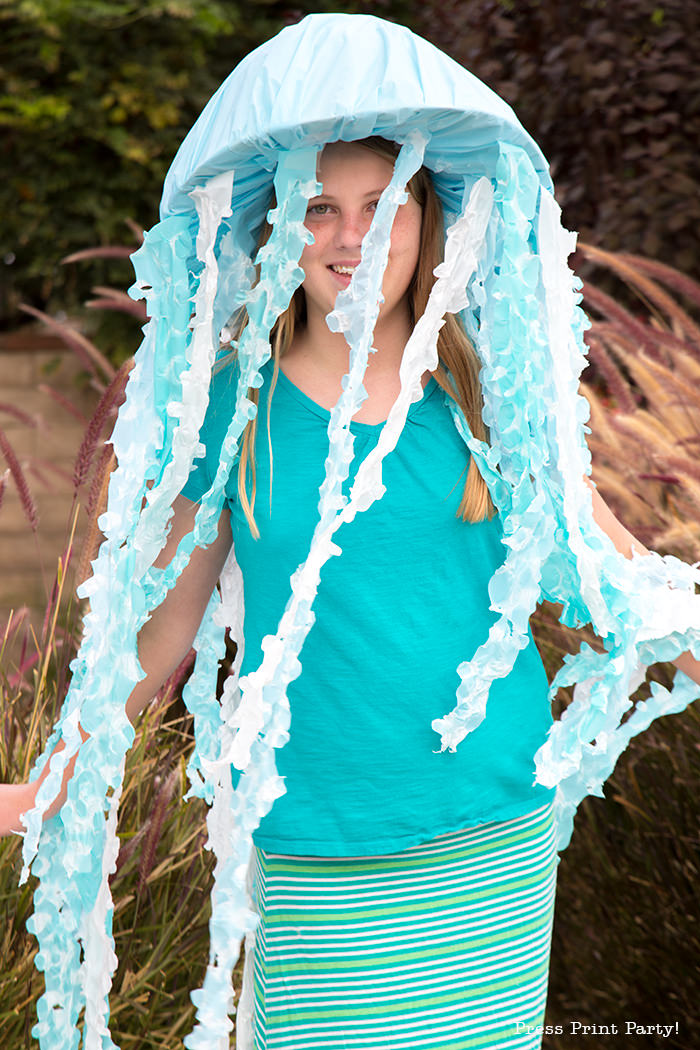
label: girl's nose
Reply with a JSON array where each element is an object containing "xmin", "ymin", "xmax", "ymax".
[{"xmin": 333, "ymin": 211, "xmax": 370, "ymax": 250}]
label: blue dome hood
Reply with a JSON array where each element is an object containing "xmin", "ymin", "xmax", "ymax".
[{"xmin": 161, "ymin": 12, "xmax": 552, "ymax": 227}]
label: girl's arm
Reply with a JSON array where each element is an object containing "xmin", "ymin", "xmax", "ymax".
[
  {"xmin": 0, "ymin": 495, "xmax": 232, "ymax": 836},
  {"xmin": 586, "ymin": 478, "xmax": 700, "ymax": 686}
]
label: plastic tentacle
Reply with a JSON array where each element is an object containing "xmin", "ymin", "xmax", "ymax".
[
  {"xmin": 537, "ymin": 189, "xmax": 612, "ymax": 633},
  {"xmin": 81, "ymin": 759, "xmax": 125, "ymax": 1050},
  {"xmin": 183, "ymin": 135, "xmax": 429, "ymax": 1048},
  {"xmin": 435, "ymin": 145, "xmax": 558, "ymax": 751},
  {"xmin": 133, "ymin": 173, "xmax": 236, "ymax": 583},
  {"xmin": 183, "ymin": 148, "xmax": 320, "ymax": 1050},
  {"xmin": 340, "ymin": 175, "xmax": 494, "ymax": 522},
  {"xmin": 531, "ymin": 184, "xmax": 700, "ymax": 847},
  {"xmin": 223, "ymin": 133, "xmax": 428, "ymax": 776},
  {"xmin": 540, "ymin": 563, "xmax": 700, "ymax": 848},
  {"xmin": 21, "ymin": 174, "xmax": 235, "ymax": 1049},
  {"xmin": 22, "ymin": 222, "xmax": 189, "ymax": 1049}
]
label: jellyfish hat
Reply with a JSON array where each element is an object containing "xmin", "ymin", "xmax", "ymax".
[{"xmin": 19, "ymin": 12, "xmax": 700, "ymax": 1050}]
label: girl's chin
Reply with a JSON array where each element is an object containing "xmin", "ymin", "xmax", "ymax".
[{"xmin": 328, "ymin": 268, "xmax": 353, "ymax": 290}]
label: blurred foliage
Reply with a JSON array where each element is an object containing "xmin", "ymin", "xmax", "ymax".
[
  {"xmin": 414, "ymin": 0, "xmax": 700, "ymax": 280},
  {"xmin": 0, "ymin": 0, "xmax": 413, "ymax": 326},
  {"xmin": 1, "ymin": 0, "xmax": 238, "ymax": 322},
  {"xmin": 3, "ymin": 0, "xmax": 699, "ymax": 329}
]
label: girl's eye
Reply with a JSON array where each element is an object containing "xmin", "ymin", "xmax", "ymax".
[{"xmin": 307, "ymin": 203, "xmax": 331, "ymax": 216}]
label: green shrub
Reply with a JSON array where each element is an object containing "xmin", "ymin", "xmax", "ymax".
[{"xmin": 0, "ymin": 0, "xmax": 417, "ymax": 326}]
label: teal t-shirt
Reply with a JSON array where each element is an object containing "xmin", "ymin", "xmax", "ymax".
[{"xmin": 182, "ymin": 359, "xmax": 555, "ymax": 855}]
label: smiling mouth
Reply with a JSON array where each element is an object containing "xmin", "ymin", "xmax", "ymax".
[{"xmin": 329, "ymin": 264, "xmax": 359, "ymax": 275}]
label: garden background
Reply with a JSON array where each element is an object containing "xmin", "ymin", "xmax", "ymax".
[{"xmin": 1, "ymin": 1, "xmax": 699, "ymax": 1047}]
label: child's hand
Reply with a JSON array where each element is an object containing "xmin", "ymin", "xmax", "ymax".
[{"xmin": 0, "ymin": 782, "xmax": 37, "ymax": 838}]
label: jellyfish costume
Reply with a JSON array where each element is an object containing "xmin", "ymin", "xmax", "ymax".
[{"xmin": 18, "ymin": 12, "xmax": 700, "ymax": 1050}]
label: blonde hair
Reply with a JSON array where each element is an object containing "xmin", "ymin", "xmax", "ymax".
[{"xmin": 232, "ymin": 138, "xmax": 492, "ymax": 538}]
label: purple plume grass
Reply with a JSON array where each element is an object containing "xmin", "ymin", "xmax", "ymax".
[
  {"xmin": 75, "ymin": 443, "xmax": 114, "ymax": 587},
  {"xmin": 73, "ymin": 358, "xmax": 131, "ymax": 491},
  {"xmin": 585, "ymin": 334, "xmax": 637, "ymax": 412},
  {"xmin": 663, "ymin": 456, "xmax": 700, "ymax": 485},
  {"xmin": 583, "ymin": 282, "xmax": 664, "ymax": 361},
  {"xmin": 618, "ymin": 253, "xmax": 700, "ymax": 314},
  {"xmin": 592, "ymin": 316, "xmax": 693, "ymax": 368},
  {"xmin": 19, "ymin": 303, "xmax": 116, "ymax": 383},
  {"xmin": 37, "ymin": 383, "xmax": 89, "ymax": 425},
  {"xmin": 580, "ymin": 243, "xmax": 700, "ymax": 351},
  {"xmin": 86, "ymin": 287, "xmax": 147, "ymax": 321},
  {"xmin": 123, "ymin": 218, "xmax": 145, "ymax": 244},
  {"xmin": 2, "ymin": 608, "xmax": 29, "ymax": 639},
  {"xmin": 645, "ymin": 325, "xmax": 700, "ymax": 362},
  {"xmin": 631, "ymin": 355, "xmax": 700, "ymax": 418},
  {"xmin": 86, "ymin": 442, "xmax": 115, "ymax": 518},
  {"xmin": 113, "ymin": 826, "xmax": 148, "ymax": 879},
  {"xmin": 61, "ymin": 221, "xmax": 143, "ymax": 267},
  {"xmin": 582, "ymin": 239, "xmax": 700, "ymax": 566},
  {"xmin": 14, "ymin": 610, "xmax": 30, "ymax": 688},
  {"xmin": 0, "ymin": 426, "xmax": 38, "ymax": 531},
  {"xmin": 61, "ymin": 246, "xmax": 135, "ymax": 264},
  {"xmin": 138, "ymin": 769, "xmax": 180, "ymax": 895},
  {"xmin": 0, "ymin": 402, "xmax": 39, "ymax": 428}
]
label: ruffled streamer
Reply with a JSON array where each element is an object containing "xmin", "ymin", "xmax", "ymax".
[
  {"xmin": 20, "ymin": 168, "xmax": 239, "ymax": 1048},
  {"xmin": 441, "ymin": 145, "xmax": 700, "ymax": 849},
  {"xmin": 182, "ymin": 149, "xmax": 321, "ymax": 1050},
  {"xmin": 18, "ymin": 129, "xmax": 700, "ymax": 1050},
  {"xmin": 184, "ymin": 135, "xmax": 432, "ymax": 1048},
  {"xmin": 19, "ymin": 150, "xmax": 315, "ymax": 1048},
  {"xmin": 435, "ymin": 144, "xmax": 559, "ymax": 753}
]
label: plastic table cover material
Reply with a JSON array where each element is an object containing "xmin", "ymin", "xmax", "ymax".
[{"xmin": 17, "ymin": 12, "xmax": 700, "ymax": 1050}]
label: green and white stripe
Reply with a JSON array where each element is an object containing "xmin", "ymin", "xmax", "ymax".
[{"xmin": 251, "ymin": 803, "xmax": 556, "ymax": 1049}]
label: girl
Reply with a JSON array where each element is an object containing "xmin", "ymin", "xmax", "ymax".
[{"xmin": 2, "ymin": 13, "xmax": 699, "ymax": 1050}]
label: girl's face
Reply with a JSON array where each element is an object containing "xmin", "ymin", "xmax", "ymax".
[{"xmin": 300, "ymin": 141, "xmax": 422, "ymax": 329}]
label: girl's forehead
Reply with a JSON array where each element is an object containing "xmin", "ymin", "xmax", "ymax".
[{"xmin": 316, "ymin": 141, "xmax": 395, "ymax": 183}]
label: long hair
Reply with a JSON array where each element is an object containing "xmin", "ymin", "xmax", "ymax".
[{"xmin": 233, "ymin": 138, "xmax": 492, "ymax": 538}]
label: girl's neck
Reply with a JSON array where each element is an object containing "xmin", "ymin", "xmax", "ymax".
[
  {"xmin": 279, "ymin": 304, "xmax": 427, "ymax": 425},
  {"xmin": 296, "ymin": 299, "xmax": 411, "ymax": 371}
]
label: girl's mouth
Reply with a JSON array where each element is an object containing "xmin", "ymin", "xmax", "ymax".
[
  {"xmin": 329, "ymin": 263, "xmax": 359, "ymax": 286},
  {"xmin": 330, "ymin": 264, "xmax": 358, "ymax": 275}
]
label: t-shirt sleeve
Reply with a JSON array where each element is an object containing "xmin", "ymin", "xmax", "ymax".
[
  {"xmin": 179, "ymin": 358, "xmax": 239, "ymax": 505},
  {"xmin": 180, "ymin": 450, "xmax": 211, "ymax": 504}
]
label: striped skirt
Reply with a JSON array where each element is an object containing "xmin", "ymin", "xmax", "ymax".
[{"xmin": 245, "ymin": 802, "xmax": 557, "ymax": 1050}]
